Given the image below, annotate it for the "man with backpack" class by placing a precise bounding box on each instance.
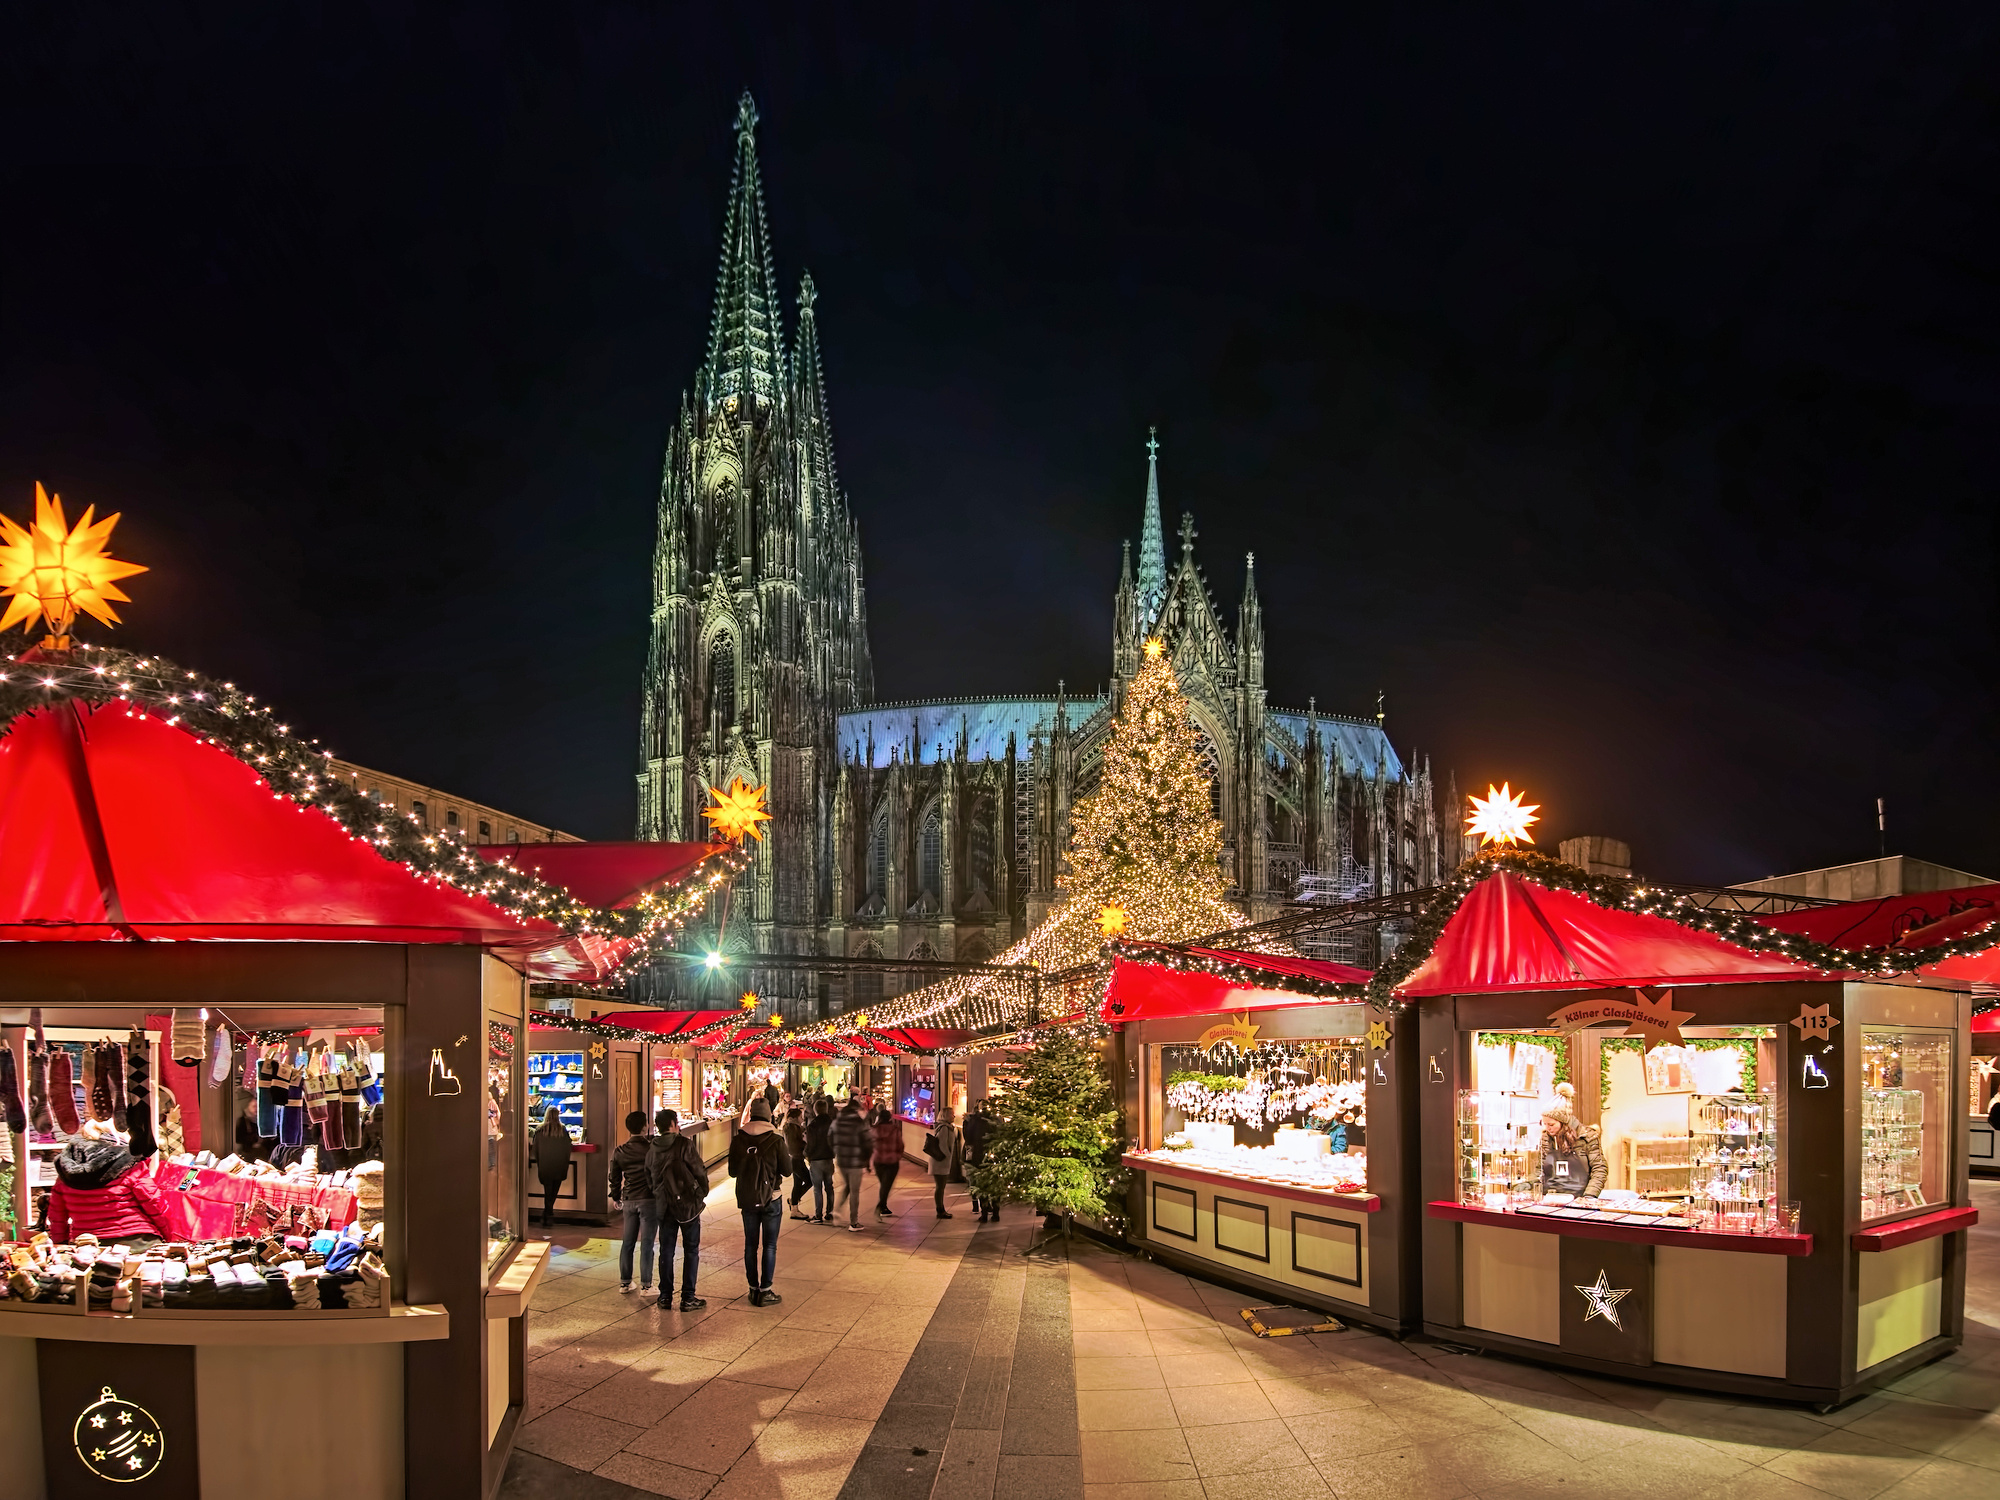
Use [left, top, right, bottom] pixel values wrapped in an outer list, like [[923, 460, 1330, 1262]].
[[648, 1109, 708, 1311], [609, 1110, 657, 1295], [729, 1096, 792, 1306], [830, 1096, 872, 1231]]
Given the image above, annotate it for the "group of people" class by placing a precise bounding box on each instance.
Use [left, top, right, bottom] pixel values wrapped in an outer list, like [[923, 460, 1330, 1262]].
[[531, 1082, 1001, 1312], [534, 1104, 711, 1311]]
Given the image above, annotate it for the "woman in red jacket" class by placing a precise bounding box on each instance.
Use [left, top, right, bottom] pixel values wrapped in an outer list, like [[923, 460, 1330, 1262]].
[[49, 1138, 174, 1246]]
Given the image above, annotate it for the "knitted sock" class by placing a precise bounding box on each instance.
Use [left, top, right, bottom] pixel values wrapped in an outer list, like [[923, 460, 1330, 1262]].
[[87, 1043, 112, 1124], [0, 1045, 24, 1134], [209, 1028, 233, 1089], [171, 1010, 204, 1067], [49, 1048, 80, 1135], [81, 1044, 101, 1122], [256, 1055, 279, 1139], [280, 1081, 305, 1148], [125, 1029, 156, 1159], [27, 1042, 51, 1134], [107, 1042, 127, 1131], [338, 1072, 362, 1153], [304, 1069, 329, 1124], [159, 1093, 184, 1158]]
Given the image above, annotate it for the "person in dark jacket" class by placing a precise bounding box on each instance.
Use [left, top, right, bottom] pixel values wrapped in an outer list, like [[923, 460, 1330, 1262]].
[[610, 1110, 657, 1293], [928, 1106, 960, 1219], [804, 1097, 836, 1223], [648, 1109, 707, 1310], [729, 1097, 792, 1305], [49, 1138, 173, 1245], [784, 1106, 812, 1219], [830, 1097, 872, 1231], [962, 1099, 996, 1222], [531, 1107, 572, 1229]]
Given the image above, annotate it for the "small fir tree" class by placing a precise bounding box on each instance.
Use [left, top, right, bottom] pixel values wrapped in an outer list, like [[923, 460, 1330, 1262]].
[[968, 1025, 1128, 1231]]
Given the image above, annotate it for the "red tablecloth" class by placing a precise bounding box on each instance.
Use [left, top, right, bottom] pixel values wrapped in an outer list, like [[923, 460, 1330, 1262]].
[[148, 1161, 358, 1240]]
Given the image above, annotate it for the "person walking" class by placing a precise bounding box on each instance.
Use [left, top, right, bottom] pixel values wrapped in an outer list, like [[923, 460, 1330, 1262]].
[[830, 1096, 871, 1231], [729, 1096, 791, 1306], [927, 1105, 961, 1219], [531, 1106, 572, 1229], [804, 1096, 836, 1223], [784, 1105, 813, 1220], [962, 1098, 996, 1222], [610, 1110, 657, 1295], [648, 1108, 707, 1310], [870, 1101, 902, 1217], [761, 1076, 781, 1114]]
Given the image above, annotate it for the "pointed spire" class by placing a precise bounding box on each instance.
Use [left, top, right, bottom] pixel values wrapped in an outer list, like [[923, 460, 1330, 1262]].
[[793, 271, 837, 492], [1137, 426, 1168, 623], [701, 93, 786, 407]]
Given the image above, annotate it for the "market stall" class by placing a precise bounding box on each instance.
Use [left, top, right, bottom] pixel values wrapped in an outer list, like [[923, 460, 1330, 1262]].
[[0, 653, 739, 1498], [588, 1010, 761, 1166], [1404, 853, 1984, 1407], [1101, 944, 1418, 1331]]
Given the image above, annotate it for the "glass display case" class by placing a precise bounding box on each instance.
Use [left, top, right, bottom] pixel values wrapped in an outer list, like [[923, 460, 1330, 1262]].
[[700, 1061, 733, 1119], [1146, 1037, 1371, 1195], [652, 1056, 685, 1116], [1690, 1091, 1777, 1229], [1860, 1027, 1951, 1221], [527, 1049, 585, 1141], [486, 1019, 522, 1265]]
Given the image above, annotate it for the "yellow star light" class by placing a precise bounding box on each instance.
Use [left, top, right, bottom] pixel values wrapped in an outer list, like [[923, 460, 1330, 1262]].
[[702, 778, 772, 844], [1097, 904, 1129, 937], [0, 483, 148, 647], [739, 991, 760, 1011], [1466, 783, 1539, 847], [767, 1013, 784, 1029], [1142, 637, 1165, 660]]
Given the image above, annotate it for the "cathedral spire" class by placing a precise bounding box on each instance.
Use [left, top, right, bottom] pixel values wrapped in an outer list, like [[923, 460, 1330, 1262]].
[[701, 93, 787, 407], [793, 272, 837, 492], [1137, 426, 1167, 624]]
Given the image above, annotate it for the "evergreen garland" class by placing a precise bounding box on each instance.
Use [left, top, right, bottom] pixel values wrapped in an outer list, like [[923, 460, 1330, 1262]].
[[0, 643, 746, 974]]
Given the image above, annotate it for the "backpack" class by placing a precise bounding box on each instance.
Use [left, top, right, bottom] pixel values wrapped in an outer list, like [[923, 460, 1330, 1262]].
[[739, 1130, 783, 1207]]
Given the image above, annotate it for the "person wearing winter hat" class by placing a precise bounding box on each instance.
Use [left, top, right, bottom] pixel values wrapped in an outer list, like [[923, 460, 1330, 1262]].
[[49, 1137, 173, 1247], [729, 1096, 792, 1306], [1538, 1083, 1607, 1197]]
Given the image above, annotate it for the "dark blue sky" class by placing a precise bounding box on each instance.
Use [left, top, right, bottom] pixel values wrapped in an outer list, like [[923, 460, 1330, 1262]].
[[4, 5, 1995, 882]]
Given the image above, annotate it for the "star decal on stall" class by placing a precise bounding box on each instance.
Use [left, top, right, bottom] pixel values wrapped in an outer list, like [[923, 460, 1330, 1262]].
[[1573, 1270, 1633, 1331]]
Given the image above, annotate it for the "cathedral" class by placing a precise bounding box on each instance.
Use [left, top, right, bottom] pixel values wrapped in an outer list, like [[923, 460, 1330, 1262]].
[[636, 97, 1460, 1011]]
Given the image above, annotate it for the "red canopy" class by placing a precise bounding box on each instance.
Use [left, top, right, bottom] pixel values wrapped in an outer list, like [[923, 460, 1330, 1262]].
[[476, 841, 719, 909], [589, 1009, 747, 1038], [1754, 884, 2000, 992], [1394, 871, 1824, 996], [1105, 945, 1370, 1023], [0, 701, 725, 982]]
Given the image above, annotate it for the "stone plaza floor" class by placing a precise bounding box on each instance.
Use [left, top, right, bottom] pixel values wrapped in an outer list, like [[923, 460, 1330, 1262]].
[[502, 1174, 2000, 1500]]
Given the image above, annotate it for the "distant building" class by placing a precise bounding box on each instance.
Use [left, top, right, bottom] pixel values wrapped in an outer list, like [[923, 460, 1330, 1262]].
[[1560, 836, 1634, 878], [326, 758, 580, 847], [1732, 856, 1996, 903]]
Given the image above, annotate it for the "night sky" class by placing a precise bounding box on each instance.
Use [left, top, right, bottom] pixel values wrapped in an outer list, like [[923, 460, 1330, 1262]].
[[5, 7, 1996, 884]]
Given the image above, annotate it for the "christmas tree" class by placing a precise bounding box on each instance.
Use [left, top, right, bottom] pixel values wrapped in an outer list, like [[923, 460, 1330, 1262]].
[[967, 1025, 1128, 1231], [860, 642, 1247, 1031]]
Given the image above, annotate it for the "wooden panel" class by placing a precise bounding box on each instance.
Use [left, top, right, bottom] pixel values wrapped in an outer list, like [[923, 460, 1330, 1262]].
[[1462, 1222, 1559, 1345], [1559, 1234, 1653, 1366], [1857, 1237, 1944, 1371], [198, 1344, 403, 1499], [1655, 1246, 1787, 1378], [39, 1339, 199, 1498], [0, 1336, 43, 1498], [1214, 1196, 1270, 1263], [1152, 1181, 1197, 1241], [1294, 1213, 1362, 1287], [615, 1050, 640, 1125], [1971, 1120, 1996, 1166]]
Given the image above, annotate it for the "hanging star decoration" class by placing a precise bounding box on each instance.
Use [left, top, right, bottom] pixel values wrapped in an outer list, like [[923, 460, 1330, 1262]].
[[1143, 636, 1165, 660], [767, 1013, 784, 1029], [703, 778, 772, 844], [1573, 1269, 1632, 1331], [1366, 1018, 1393, 1052], [739, 991, 760, 1011], [0, 483, 149, 648], [1098, 904, 1129, 938], [1466, 783, 1539, 846]]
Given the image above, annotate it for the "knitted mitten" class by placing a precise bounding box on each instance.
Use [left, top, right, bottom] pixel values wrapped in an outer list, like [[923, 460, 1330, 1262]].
[[125, 1029, 157, 1159], [171, 1010, 204, 1067], [49, 1048, 81, 1136], [0, 1044, 25, 1134]]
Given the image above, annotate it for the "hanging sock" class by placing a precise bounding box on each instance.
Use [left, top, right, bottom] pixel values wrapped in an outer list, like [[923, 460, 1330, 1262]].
[[0, 1044, 24, 1134], [49, 1048, 81, 1136], [125, 1028, 157, 1159], [338, 1070, 362, 1152], [158, 1090, 185, 1158], [352, 1039, 382, 1107], [209, 1027, 233, 1089], [323, 1072, 347, 1150], [170, 1009, 204, 1067], [256, 1050, 280, 1139], [87, 1043, 113, 1124], [279, 1074, 306, 1148], [304, 1060, 329, 1125], [107, 1041, 127, 1131]]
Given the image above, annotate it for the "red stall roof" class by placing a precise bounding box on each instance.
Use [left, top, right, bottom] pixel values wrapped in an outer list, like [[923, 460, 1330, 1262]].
[[1755, 884, 2000, 992], [476, 841, 718, 910], [1105, 943, 1370, 1023], [0, 701, 726, 982], [589, 1009, 747, 1038], [1393, 870, 1825, 996]]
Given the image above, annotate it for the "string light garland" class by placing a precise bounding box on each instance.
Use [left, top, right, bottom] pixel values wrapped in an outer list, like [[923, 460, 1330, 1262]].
[[0, 643, 747, 976], [525, 1011, 663, 1041], [1105, 940, 1366, 1002]]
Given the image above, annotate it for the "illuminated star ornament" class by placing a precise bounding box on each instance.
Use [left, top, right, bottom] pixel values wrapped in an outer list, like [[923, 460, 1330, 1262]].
[[1573, 1270, 1633, 1331], [703, 778, 772, 844], [1466, 783, 1539, 847], [1142, 637, 1165, 660], [1097, 904, 1129, 938], [0, 483, 148, 649], [739, 991, 760, 1011]]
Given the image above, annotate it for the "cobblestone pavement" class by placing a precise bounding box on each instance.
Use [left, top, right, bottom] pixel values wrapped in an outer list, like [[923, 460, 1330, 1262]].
[[504, 1177, 2000, 1500]]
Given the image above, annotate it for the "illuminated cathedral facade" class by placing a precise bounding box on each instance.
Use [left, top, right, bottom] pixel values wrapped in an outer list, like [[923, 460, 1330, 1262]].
[[637, 97, 1460, 1009]]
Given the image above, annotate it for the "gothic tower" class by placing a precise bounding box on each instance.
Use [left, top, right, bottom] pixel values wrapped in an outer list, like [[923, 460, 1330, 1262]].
[[637, 94, 874, 974]]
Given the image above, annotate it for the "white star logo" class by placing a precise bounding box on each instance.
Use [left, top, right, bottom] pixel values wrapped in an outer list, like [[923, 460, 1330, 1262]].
[[90, 1415, 106, 1429], [1574, 1270, 1632, 1331]]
